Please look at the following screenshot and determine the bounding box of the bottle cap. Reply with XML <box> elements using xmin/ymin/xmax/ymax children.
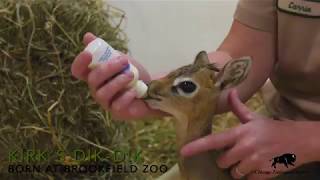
<box><xmin>131</xmin><ymin>80</ymin><xmax>148</xmax><ymax>98</ymax></box>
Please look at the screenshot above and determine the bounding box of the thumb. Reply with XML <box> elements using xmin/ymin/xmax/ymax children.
<box><xmin>83</xmin><ymin>32</ymin><xmax>96</xmax><ymax>46</ymax></box>
<box><xmin>228</xmin><ymin>89</ymin><xmax>257</xmax><ymax>123</ymax></box>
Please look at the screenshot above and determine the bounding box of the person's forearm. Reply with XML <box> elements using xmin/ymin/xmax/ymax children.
<box><xmin>207</xmin><ymin>51</ymin><xmax>233</xmax><ymax>69</ymax></box>
<box><xmin>209</xmin><ymin>20</ymin><xmax>275</xmax><ymax>113</ymax></box>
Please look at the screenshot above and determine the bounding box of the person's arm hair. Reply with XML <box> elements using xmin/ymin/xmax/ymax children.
<box><xmin>209</xmin><ymin>20</ymin><xmax>275</xmax><ymax>113</ymax></box>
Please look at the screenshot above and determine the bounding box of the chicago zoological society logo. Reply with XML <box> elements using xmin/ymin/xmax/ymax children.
<box><xmin>270</xmin><ymin>153</ymin><xmax>296</xmax><ymax>169</ymax></box>
<box><xmin>255</xmin><ymin>153</ymin><xmax>297</xmax><ymax>175</ymax></box>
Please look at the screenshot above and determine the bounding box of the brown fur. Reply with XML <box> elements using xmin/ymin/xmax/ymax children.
<box><xmin>145</xmin><ymin>51</ymin><xmax>251</xmax><ymax>180</ymax></box>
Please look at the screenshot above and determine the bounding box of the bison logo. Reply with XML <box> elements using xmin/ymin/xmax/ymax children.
<box><xmin>270</xmin><ymin>153</ymin><xmax>296</xmax><ymax>168</ymax></box>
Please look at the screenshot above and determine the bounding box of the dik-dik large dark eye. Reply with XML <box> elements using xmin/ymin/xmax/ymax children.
<box><xmin>177</xmin><ymin>81</ymin><xmax>197</xmax><ymax>94</ymax></box>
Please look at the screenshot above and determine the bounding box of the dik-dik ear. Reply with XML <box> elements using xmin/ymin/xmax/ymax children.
<box><xmin>194</xmin><ymin>51</ymin><xmax>210</xmax><ymax>65</ymax></box>
<box><xmin>215</xmin><ymin>57</ymin><xmax>252</xmax><ymax>90</ymax></box>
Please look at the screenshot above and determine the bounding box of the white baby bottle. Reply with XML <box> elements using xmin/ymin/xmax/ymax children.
<box><xmin>84</xmin><ymin>38</ymin><xmax>148</xmax><ymax>98</ymax></box>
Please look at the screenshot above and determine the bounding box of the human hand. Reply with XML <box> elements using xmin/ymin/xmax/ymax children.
<box><xmin>71</xmin><ymin>32</ymin><xmax>163</xmax><ymax>120</ymax></box>
<box><xmin>181</xmin><ymin>89</ymin><xmax>320</xmax><ymax>179</ymax></box>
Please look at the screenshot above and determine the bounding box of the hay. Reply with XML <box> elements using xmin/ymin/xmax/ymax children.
<box><xmin>0</xmin><ymin>0</ymin><xmax>143</xmax><ymax>179</ymax></box>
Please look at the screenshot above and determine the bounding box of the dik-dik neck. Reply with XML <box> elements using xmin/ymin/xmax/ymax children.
<box><xmin>174</xmin><ymin>111</ymin><xmax>218</xmax><ymax>180</ymax></box>
<box><xmin>174</xmin><ymin>112</ymin><xmax>213</xmax><ymax>148</ymax></box>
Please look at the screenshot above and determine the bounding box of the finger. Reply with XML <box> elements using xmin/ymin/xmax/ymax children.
<box><xmin>128</xmin><ymin>100</ymin><xmax>151</xmax><ymax>117</ymax></box>
<box><xmin>180</xmin><ymin>127</ymin><xmax>242</xmax><ymax>157</ymax></box>
<box><xmin>228</xmin><ymin>89</ymin><xmax>256</xmax><ymax>123</ymax></box>
<box><xmin>95</xmin><ymin>73</ymin><xmax>133</xmax><ymax>110</ymax></box>
<box><xmin>111</xmin><ymin>89</ymin><xmax>137</xmax><ymax>111</ymax></box>
<box><xmin>231</xmin><ymin>154</ymin><xmax>261</xmax><ymax>179</ymax></box>
<box><xmin>83</xmin><ymin>32</ymin><xmax>96</xmax><ymax>45</ymax></box>
<box><xmin>217</xmin><ymin>142</ymin><xmax>253</xmax><ymax>169</ymax></box>
<box><xmin>87</xmin><ymin>56</ymin><xmax>129</xmax><ymax>92</ymax></box>
<box><xmin>71</xmin><ymin>51</ymin><xmax>92</xmax><ymax>81</ymax></box>
<box><xmin>113</xmin><ymin>100</ymin><xmax>151</xmax><ymax>120</ymax></box>
<box><xmin>112</xmin><ymin>101</ymin><xmax>160</xmax><ymax>121</ymax></box>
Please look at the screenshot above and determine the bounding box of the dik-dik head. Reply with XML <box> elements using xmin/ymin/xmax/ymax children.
<box><xmin>145</xmin><ymin>51</ymin><xmax>251</xmax><ymax>119</ymax></box>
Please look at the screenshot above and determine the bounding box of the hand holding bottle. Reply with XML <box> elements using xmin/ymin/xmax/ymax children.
<box><xmin>71</xmin><ymin>32</ymin><xmax>164</xmax><ymax>120</ymax></box>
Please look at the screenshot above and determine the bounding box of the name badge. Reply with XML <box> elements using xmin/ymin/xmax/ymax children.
<box><xmin>277</xmin><ymin>0</ymin><xmax>320</xmax><ymax>17</ymax></box>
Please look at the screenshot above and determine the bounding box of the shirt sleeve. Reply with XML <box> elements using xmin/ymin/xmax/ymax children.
<box><xmin>234</xmin><ymin>0</ymin><xmax>277</xmax><ymax>33</ymax></box>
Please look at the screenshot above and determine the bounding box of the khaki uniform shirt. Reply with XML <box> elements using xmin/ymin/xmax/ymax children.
<box><xmin>234</xmin><ymin>0</ymin><xmax>320</xmax><ymax>121</ymax></box>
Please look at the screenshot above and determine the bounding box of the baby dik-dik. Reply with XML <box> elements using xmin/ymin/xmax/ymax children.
<box><xmin>144</xmin><ymin>51</ymin><xmax>251</xmax><ymax>180</ymax></box>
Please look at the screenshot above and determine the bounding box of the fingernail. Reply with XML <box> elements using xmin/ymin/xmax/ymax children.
<box><xmin>125</xmin><ymin>71</ymin><xmax>134</xmax><ymax>78</ymax></box>
<box><xmin>122</xmin><ymin>64</ymin><xmax>130</xmax><ymax>72</ymax></box>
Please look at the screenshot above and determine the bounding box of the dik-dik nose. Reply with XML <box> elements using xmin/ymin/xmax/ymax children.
<box><xmin>146</xmin><ymin>80</ymin><xmax>159</xmax><ymax>95</ymax></box>
<box><xmin>145</xmin><ymin>80</ymin><xmax>165</xmax><ymax>99</ymax></box>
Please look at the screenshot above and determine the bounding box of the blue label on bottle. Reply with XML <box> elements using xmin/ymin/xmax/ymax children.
<box><xmin>98</xmin><ymin>47</ymin><xmax>112</xmax><ymax>63</ymax></box>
